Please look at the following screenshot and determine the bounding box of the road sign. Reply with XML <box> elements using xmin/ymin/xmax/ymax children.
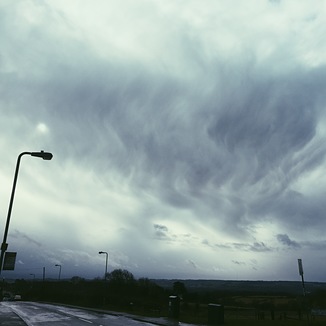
<box><xmin>3</xmin><ymin>252</ymin><xmax>16</xmax><ymax>270</ymax></box>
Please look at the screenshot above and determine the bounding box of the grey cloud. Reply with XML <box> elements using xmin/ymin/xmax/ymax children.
<box><xmin>2</xmin><ymin>0</ymin><xmax>326</xmax><ymax>281</ymax></box>
<box><xmin>302</xmin><ymin>240</ymin><xmax>326</xmax><ymax>251</ymax></box>
<box><xmin>187</xmin><ymin>259</ymin><xmax>197</xmax><ymax>269</ymax></box>
<box><xmin>153</xmin><ymin>224</ymin><xmax>169</xmax><ymax>239</ymax></box>
<box><xmin>154</xmin><ymin>224</ymin><xmax>168</xmax><ymax>232</ymax></box>
<box><xmin>215</xmin><ymin>243</ymin><xmax>233</xmax><ymax>249</ymax></box>
<box><xmin>276</xmin><ymin>234</ymin><xmax>301</xmax><ymax>249</ymax></box>
<box><xmin>11</xmin><ymin>230</ymin><xmax>42</xmax><ymax>247</ymax></box>
<box><xmin>270</xmin><ymin>189</ymin><xmax>326</xmax><ymax>232</ymax></box>
<box><xmin>249</xmin><ymin>242</ymin><xmax>273</xmax><ymax>252</ymax></box>
<box><xmin>3</xmin><ymin>36</ymin><xmax>326</xmax><ymax>245</ymax></box>
<box><xmin>207</xmin><ymin>71</ymin><xmax>322</xmax><ymax>175</ymax></box>
<box><xmin>202</xmin><ymin>239</ymin><xmax>209</xmax><ymax>246</ymax></box>
<box><xmin>212</xmin><ymin>241</ymin><xmax>273</xmax><ymax>252</ymax></box>
<box><xmin>233</xmin><ymin>242</ymin><xmax>272</xmax><ymax>252</ymax></box>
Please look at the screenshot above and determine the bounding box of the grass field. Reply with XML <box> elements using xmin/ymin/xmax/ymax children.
<box><xmin>121</xmin><ymin>294</ymin><xmax>326</xmax><ymax>325</ymax></box>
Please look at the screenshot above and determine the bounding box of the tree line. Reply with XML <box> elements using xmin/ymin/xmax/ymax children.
<box><xmin>3</xmin><ymin>269</ymin><xmax>183</xmax><ymax>315</ymax></box>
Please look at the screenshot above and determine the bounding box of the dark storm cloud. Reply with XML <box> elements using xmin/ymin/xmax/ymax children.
<box><xmin>122</xmin><ymin>67</ymin><xmax>326</xmax><ymax>237</ymax></box>
<box><xmin>3</xmin><ymin>2</ymin><xmax>326</xmax><ymax>201</ymax></box>
<box><xmin>268</xmin><ymin>188</ymin><xmax>326</xmax><ymax>231</ymax></box>
<box><xmin>3</xmin><ymin>12</ymin><xmax>326</xmax><ymax>242</ymax></box>
<box><xmin>207</xmin><ymin>69</ymin><xmax>324</xmax><ymax>177</ymax></box>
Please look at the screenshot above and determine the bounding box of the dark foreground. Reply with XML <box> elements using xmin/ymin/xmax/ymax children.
<box><xmin>2</xmin><ymin>274</ymin><xmax>326</xmax><ymax>325</ymax></box>
<box><xmin>1</xmin><ymin>300</ymin><xmax>326</xmax><ymax>326</ymax></box>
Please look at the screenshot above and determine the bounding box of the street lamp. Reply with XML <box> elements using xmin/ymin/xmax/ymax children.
<box><xmin>98</xmin><ymin>251</ymin><xmax>108</xmax><ymax>280</ymax></box>
<box><xmin>0</xmin><ymin>151</ymin><xmax>53</xmax><ymax>275</ymax></box>
<box><xmin>55</xmin><ymin>264</ymin><xmax>62</xmax><ymax>280</ymax></box>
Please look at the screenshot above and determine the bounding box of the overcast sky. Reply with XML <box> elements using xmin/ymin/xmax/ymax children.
<box><xmin>1</xmin><ymin>0</ymin><xmax>326</xmax><ymax>282</ymax></box>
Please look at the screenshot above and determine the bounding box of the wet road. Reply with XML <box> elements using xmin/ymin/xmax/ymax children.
<box><xmin>0</xmin><ymin>302</ymin><xmax>26</xmax><ymax>325</ymax></box>
<box><xmin>0</xmin><ymin>302</ymin><xmax>191</xmax><ymax>326</ymax></box>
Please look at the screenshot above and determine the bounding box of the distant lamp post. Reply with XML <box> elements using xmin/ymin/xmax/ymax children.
<box><xmin>99</xmin><ymin>251</ymin><xmax>108</xmax><ymax>280</ymax></box>
<box><xmin>0</xmin><ymin>151</ymin><xmax>53</xmax><ymax>275</ymax></box>
<box><xmin>30</xmin><ymin>273</ymin><xmax>35</xmax><ymax>280</ymax></box>
<box><xmin>55</xmin><ymin>264</ymin><xmax>62</xmax><ymax>280</ymax></box>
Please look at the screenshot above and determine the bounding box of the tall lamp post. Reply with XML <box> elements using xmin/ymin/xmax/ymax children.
<box><xmin>0</xmin><ymin>151</ymin><xmax>53</xmax><ymax>275</ymax></box>
<box><xmin>99</xmin><ymin>251</ymin><xmax>108</xmax><ymax>280</ymax></box>
<box><xmin>55</xmin><ymin>264</ymin><xmax>62</xmax><ymax>280</ymax></box>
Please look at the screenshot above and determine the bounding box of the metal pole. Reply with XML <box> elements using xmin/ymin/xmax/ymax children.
<box><xmin>105</xmin><ymin>252</ymin><xmax>108</xmax><ymax>279</ymax></box>
<box><xmin>55</xmin><ymin>264</ymin><xmax>62</xmax><ymax>280</ymax></box>
<box><xmin>99</xmin><ymin>251</ymin><xmax>108</xmax><ymax>280</ymax></box>
<box><xmin>301</xmin><ymin>274</ymin><xmax>306</xmax><ymax>297</ymax></box>
<box><xmin>0</xmin><ymin>152</ymin><xmax>30</xmax><ymax>275</ymax></box>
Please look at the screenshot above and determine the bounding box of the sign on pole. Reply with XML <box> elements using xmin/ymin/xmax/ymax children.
<box><xmin>298</xmin><ymin>258</ymin><xmax>304</xmax><ymax>276</ymax></box>
<box><xmin>3</xmin><ymin>252</ymin><xmax>17</xmax><ymax>271</ymax></box>
<box><xmin>298</xmin><ymin>258</ymin><xmax>306</xmax><ymax>297</ymax></box>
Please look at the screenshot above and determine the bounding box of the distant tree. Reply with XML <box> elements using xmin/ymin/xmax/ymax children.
<box><xmin>107</xmin><ymin>269</ymin><xmax>135</xmax><ymax>286</ymax></box>
<box><xmin>138</xmin><ymin>278</ymin><xmax>164</xmax><ymax>299</ymax></box>
<box><xmin>93</xmin><ymin>277</ymin><xmax>103</xmax><ymax>281</ymax></box>
<box><xmin>71</xmin><ymin>276</ymin><xmax>85</xmax><ymax>284</ymax></box>
<box><xmin>173</xmin><ymin>281</ymin><xmax>187</xmax><ymax>299</ymax></box>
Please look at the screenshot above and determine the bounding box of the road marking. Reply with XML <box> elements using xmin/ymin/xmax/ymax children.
<box><xmin>78</xmin><ymin>317</ymin><xmax>93</xmax><ymax>323</ymax></box>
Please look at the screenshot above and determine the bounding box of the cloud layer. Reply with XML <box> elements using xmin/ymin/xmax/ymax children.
<box><xmin>1</xmin><ymin>0</ymin><xmax>326</xmax><ymax>281</ymax></box>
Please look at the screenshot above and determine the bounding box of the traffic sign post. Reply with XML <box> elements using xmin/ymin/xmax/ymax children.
<box><xmin>298</xmin><ymin>259</ymin><xmax>306</xmax><ymax>297</ymax></box>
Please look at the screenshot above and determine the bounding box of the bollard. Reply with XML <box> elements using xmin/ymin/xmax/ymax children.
<box><xmin>168</xmin><ymin>295</ymin><xmax>180</xmax><ymax>319</ymax></box>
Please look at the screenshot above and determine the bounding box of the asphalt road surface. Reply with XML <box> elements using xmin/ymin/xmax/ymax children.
<box><xmin>0</xmin><ymin>301</ymin><xmax>192</xmax><ymax>326</ymax></box>
<box><xmin>0</xmin><ymin>302</ymin><xmax>26</xmax><ymax>325</ymax></box>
